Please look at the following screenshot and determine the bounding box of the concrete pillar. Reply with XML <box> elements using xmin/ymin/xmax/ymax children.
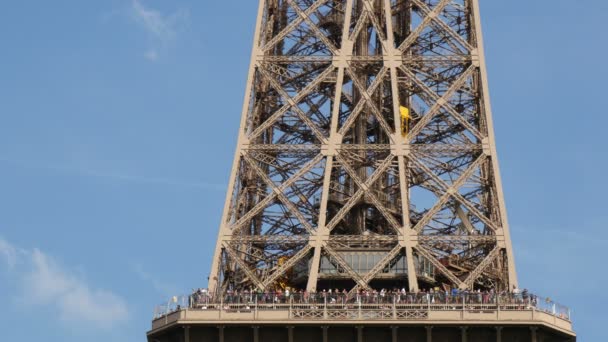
<box><xmin>530</xmin><ymin>327</ymin><xmax>538</xmax><ymax>342</ymax></box>
<box><xmin>461</xmin><ymin>327</ymin><xmax>468</xmax><ymax>342</ymax></box>
<box><xmin>391</xmin><ymin>326</ymin><xmax>398</xmax><ymax>342</ymax></box>
<box><xmin>253</xmin><ymin>326</ymin><xmax>259</xmax><ymax>342</ymax></box>
<box><xmin>496</xmin><ymin>327</ymin><xmax>502</xmax><ymax>342</ymax></box>
<box><xmin>357</xmin><ymin>326</ymin><xmax>363</xmax><ymax>342</ymax></box>
<box><xmin>184</xmin><ymin>326</ymin><xmax>190</xmax><ymax>342</ymax></box>
<box><xmin>218</xmin><ymin>326</ymin><xmax>224</xmax><ymax>342</ymax></box>
<box><xmin>287</xmin><ymin>326</ymin><xmax>294</xmax><ymax>342</ymax></box>
<box><xmin>426</xmin><ymin>326</ymin><xmax>433</xmax><ymax>342</ymax></box>
<box><xmin>322</xmin><ymin>326</ymin><xmax>329</xmax><ymax>342</ymax></box>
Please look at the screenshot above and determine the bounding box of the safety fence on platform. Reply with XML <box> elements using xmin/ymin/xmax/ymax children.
<box><xmin>153</xmin><ymin>291</ymin><xmax>571</xmax><ymax>322</ymax></box>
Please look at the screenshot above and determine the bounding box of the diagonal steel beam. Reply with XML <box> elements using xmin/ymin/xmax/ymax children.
<box><xmin>451</xmin><ymin>192</ymin><xmax>500</xmax><ymax>232</ymax></box>
<box><xmin>397</xmin><ymin>0</ymin><xmax>452</xmax><ymax>52</ymax></box>
<box><xmin>338</xmin><ymin>156</ymin><xmax>403</xmax><ymax>233</ymax></box>
<box><xmin>326</xmin><ymin>154</ymin><xmax>396</xmax><ymax>231</ymax></box>
<box><xmin>222</xmin><ymin>243</ymin><xmax>266</xmax><ymax>290</ymax></box>
<box><xmin>462</xmin><ymin>245</ymin><xmax>501</xmax><ymax>288</ymax></box>
<box><xmin>243</xmin><ymin>153</ymin><xmax>324</xmax><ymax>234</ymax></box>
<box><xmin>410</xmin><ymin>154</ymin><xmax>500</xmax><ymax>232</ymax></box>
<box><xmin>415</xmin><ymin>244</ymin><xmax>464</xmax><ymax>288</ymax></box>
<box><xmin>411</xmin><ymin>154</ymin><xmax>486</xmax><ymax>233</ymax></box>
<box><xmin>348</xmin><ymin>10</ymin><xmax>369</xmax><ymax>42</ymax></box>
<box><xmin>286</xmin><ymin>0</ymin><xmax>339</xmax><ymax>55</ymax></box>
<box><xmin>323</xmin><ymin>245</ymin><xmax>371</xmax><ymax>290</ymax></box>
<box><xmin>410</xmin><ymin>0</ymin><xmax>474</xmax><ymax>53</ymax></box>
<box><xmin>262</xmin><ymin>244</ymin><xmax>313</xmax><ymax>289</ymax></box>
<box><xmin>338</xmin><ymin>67</ymin><xmax>389</xmax><ymax>136</ymax></box>
<box><xmin>251</xmin><ymin>65</ymin><xmax>335</xmax><ymax>142</ymax></box>
<box><xmin>400</xmin><ymin>65</ymin><xmax>481</xmax><ymax>140</ymax></box>
<box><xmin>349</xmin><ymin>245</ymin><xmax>403</xmax><ymax>295</ymax></box>
<box><xmin>346</xmin><ymin>67</ymin><xmax>395</xmax><ymax>140</ymax></box>
<box><xmin>230</xmin><ymin>153</ymin><xmax>325</xmax><ymax>235</ymax></box>
<box><xmin>361</xmin><ymin>0</ymin><xmax>388</xmax><ymax>46</ymax></box>
<box><xmin>263</xmin><ymin>0</ymin><xmax>331</xmax><ymax>53</ymax></box>
<box><xmin>257</xmin><ymin>67</ymin><xmax>330</xmax><ymax>144</ymax></box>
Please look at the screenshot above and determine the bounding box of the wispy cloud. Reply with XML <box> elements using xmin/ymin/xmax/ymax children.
<box><xmin>132</xmin><ymin>262</ymin><xmax>178</xmax><ymax>297</ymax></box>
<box><xmin>0</xmin><ymin>237</ymin><xmax>129</xmax><ymax>328</ymax></box>
<box><xmin>144</xmin><ymin>49</ymin><xmax>159</xmax><ymax>61</ymax></box>
<box><xmin>0</xmin><ymin>238</ymin><xmax>22</xmax><ymax>270</ymax></box>
<box><xmin>0</xmin><ymin>157</ymin><xmax>226</xmax><ymax>191</ymax></box>
<box><xmin>130</xmin><ymin>0</ymin><xmax>189</xmax><ymax>61</ymax></box>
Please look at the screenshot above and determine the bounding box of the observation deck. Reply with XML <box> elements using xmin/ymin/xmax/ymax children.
<box><xmin>148</xmin><ymin>293</ymin><xmax>575</xmax><ymax>342</ymax></box>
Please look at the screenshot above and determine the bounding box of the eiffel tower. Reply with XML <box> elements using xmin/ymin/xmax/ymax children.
<box><xmin>148</xmin><ymin>1</ymin><xmax>575</xmax><ymax>341</ymax></box>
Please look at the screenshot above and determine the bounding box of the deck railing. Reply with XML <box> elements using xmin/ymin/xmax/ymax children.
<box><xmin>153</xmin><ymin>291</ymin><xmax>571</xmax><ymax>322</ymax></box>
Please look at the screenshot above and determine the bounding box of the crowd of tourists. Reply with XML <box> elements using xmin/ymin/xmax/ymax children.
<box><xmin>190</xmin><ymin>286</ymin><xmax>541</xmax><ymax>307</ymax></box>
<box><xmin>146</xmin><ymin>286</ymin><xmax>567</xmax><ymax>321</ymax></box>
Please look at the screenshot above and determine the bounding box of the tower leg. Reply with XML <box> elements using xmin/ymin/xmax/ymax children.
<box><xmin>461</xmin><ymin>327</ymin><xmax>468</xmax><ymax>342</ymax></box>
<box><xmin>530</xmin><ymin>327</ymin><xmax>538</xmax><ymax>342</ymax></box>
<box><xmin>218</xmin><ymin>326</ymin><xmax>224</xmax><ymax>342</ymax></box>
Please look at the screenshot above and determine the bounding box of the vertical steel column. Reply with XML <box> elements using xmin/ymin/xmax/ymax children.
<box><xmin>253</xmin><ymin>326</ymin><xmax>259</xmax><ymax>342</ymax></box>
<box><xmin>530</xmin><ymin>327</ymin><xmax>538</xmax><ymax>342</ymax></box>
<box><xmin>218</xmin><ymin>326</ymin><xmax>224</xmax><ymax>342</ymax></box>
<box><xmin>470</xmin><ymin>0</ymin><xmax>519</xmax><ymax>289</ymax></box>
<box><xmin>306</xmin><ymin>0</ymin><xmax>355</xmax><ymax>292</ymax></box>
<box><xmin>207</xmin><ymin>0</ymin><xmax>267</xmax><ymax>295</ymax></box>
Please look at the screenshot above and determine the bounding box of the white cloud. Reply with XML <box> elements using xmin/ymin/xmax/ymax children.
<box><xmin>0</xmin><ymin>238</ymin><xmax>129</xmax><ymax>328</ymax></box>
<box><xmin>132</xmin><ymin>262</ymin><xmax>178</xmax><ymax>297</ymax></box>
<box><xmin>0</xmin><ymin>156</ymin><xmax>226</xmax><ymax>191</ymax></box>
<box><xmin>0</xmin><ymin>237</ymin><xmax>20</xmax><ymax>269</ymax></box>
<box><xmin>130</xmin><ymin>0</ymin><xmax>189</xmax><ymax>60</ymax></box>
<box><xmin>144</xmin><ymin>49</ymin><xmax>159</xmax><ymax>61</ymax></box>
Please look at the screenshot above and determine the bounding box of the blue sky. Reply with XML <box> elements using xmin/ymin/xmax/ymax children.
<box><xmin>0</xmin><ymin>0</ymin><xmax>605</xmax><ymax>341</ymax></box>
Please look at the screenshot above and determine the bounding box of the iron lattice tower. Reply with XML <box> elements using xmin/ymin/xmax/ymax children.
<box><xmin>208</xmin><ymin>0</ymin><xmax>518</xmax><ymax>296</ymax></box>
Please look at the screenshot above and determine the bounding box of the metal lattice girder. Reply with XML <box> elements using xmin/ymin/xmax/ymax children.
<box><xmin>332</xmin><ymin>154</ymin><xmax>402</xmax><ymax>233</ymax></box>
<box><xmin>462</xmin><ymin>245</ymin><xmax>501</xmax><ymax>288</ymax></box>
<box><xmin>410</xmin><ymin>0</ymin><xmax>474</xmax><ymax>52</ymax></box>
<box><xmin>323</xmin><ymin>245</ymin><xmax>371</xmax><ymax>291</ymax></box>
<box><xmin>401</xmin><ymin>65</ymin><xmax>482</xmax><ymax>141</ymax></box>
<box><xmin>326</xmin><ymin>154</ymin><xmax>396</xmax><ymax>232</ymax></box>
<box><xmin>415</xmin><ymin>244</ymin><xmax>464</xmax><ymax>288</ymax></box>
<box><xmin>207</xmin><ymin>0</ymin><xmax>519</xmax><ymax>296</ymax></box>
<box><xmin>242</xmin><ymin>154</ymin><xmax>318</xmax><ymax>234</ymax></box>
<box><xmin>262</xmin><ymin>244</ymin><xmax>313</xmax><ymax>288</ymax></box>
<box><xmin>398</xmin><ymin>0</ymin><xmax>453</xmax><ymax>52</ymax></box>
<box><xmin>222</xmin><ymin>243</ymin><xmax>266</xmax><ymax>291</ymax></box>
<box><xmin>229</xmin><ymin>153</ymin><xmax>325</xmax><ymax>235</ymax></box>
<box><xmin>262</xmin><ymin>0</ymin><xmax>332</xmax><ymax>52</ymax></box>
<box><xmin>418</xmin><ymin>235</ymin><xmax>496</xmax><ymax>243</ymax></box>
<box><xmin>349</xmin><ymin>245</ymin><xmax>403</xmax><ymax>294</ymax></box>
<box><xmin>411</xmin><ymin>155</ymin><xmax>486</xmax><ymax>233</ymax></box>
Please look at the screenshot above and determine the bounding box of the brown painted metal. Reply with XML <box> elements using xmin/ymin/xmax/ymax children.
<box><xmin>208</xmin><ymin>0</ymin><xmax>518</xmax><ymax>297</ymax></box>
